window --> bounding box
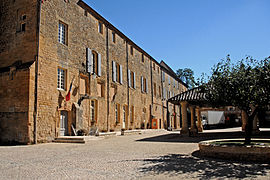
[173,79,175,87]
[58,21,68,45]
[86,48,102,76]
[153,83,157,97]
[141,76,148,93]
[115,104,120,123]
[57,68,66,90]
[112,32,116,43]
[157,67,159,74]
[153,63,155,71]
[162,72,165,82]
[168,76,171,85]
[128,70,136,89]
[84,10,88,16]
[159,86,161,98]
[98,21,103,34]
[90,100,97,123]
[112,61,122,84]
[21,23,26,32]
[141,54,144,63]
[130,46,133,55]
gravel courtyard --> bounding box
[0,129,270,180]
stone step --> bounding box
[53,137,85,144]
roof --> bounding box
[77,0,161,67]
[160,61,188,88]
[168,87,207,105]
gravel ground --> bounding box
[0,129,270,180]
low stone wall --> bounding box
[199,139,270,163]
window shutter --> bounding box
[119,65,123,84]
[112,61,116,82]
[133,72,136,89]
[145,78,148,93]
[162,72,165,82]
[141,76,144,92]
[163,87,166,99]
[128,69,131,87]
[97,53,101,76]
[86,48,93,73]
[168,77,170,84]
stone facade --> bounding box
[0,0,187,144]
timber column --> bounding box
[190,105,197,134]
[180,101,189,135]
[196,107,203,132]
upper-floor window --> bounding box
[58,21,68,45]
[153,63,155,71]
[130,46,133,55]
[128,70,136,89]
[168,76,171,85]
[57,67,66,90]
[141,76,148,93]
[98,21,103,34]
[112,61,122,84]
[86,48,101,76]
[141,54,144,63]
[162,72,165,82]
[112,32,116,43]
[153,83,157,97]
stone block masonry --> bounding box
[0,0,188,144]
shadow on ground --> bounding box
[134,152,270,179]
[136,130,270,143]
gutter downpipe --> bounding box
[34,0,42,144]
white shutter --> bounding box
[163,87,166,99]
[128,69,131,87]
[133,72,136,89]
[162,72,165,82]
[141,76,144,92]
[86,48,93,73]
[119,65,123,84]
[97,53,101,76]
[112,61,116,82]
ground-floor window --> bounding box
[90,100,98,123]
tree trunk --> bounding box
[244,108,258,145]
[244,116,253,145]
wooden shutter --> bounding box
[119,65,123,84]
[112,61,116,82]
[128,69,131,87]
[86,48,93,73]
[97,53,101,76]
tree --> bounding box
[176,68,195,89]
[200,55,270,145]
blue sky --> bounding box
[85,0,270,79]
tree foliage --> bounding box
[200,55,270,144]
[176,68,195,89]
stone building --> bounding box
[0,0,187,144]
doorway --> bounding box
[60,110,68,136]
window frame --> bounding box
[58,21,68,45]
[98,21,103,34]
[57,67,67,91]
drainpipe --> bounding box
[126,41,129,130]
[150,59,153,129]
[106,26,110,132]
[34,0,42,144]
